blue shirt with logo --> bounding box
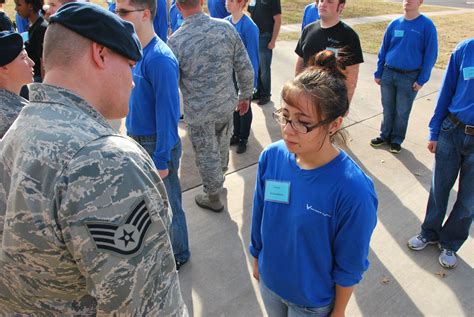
[250,140,378,307]
[301,2,319,31]
[374,14,438,86]
[429,38,474,140]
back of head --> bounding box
[25,0,45,13]
[176,0,201,9]
[282,50,349,140]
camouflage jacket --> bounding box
[168,12,254,125]
[0,89,28,139]
[0,84,187,316]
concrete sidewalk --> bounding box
[175,42,474,316]
[280,7,474,33]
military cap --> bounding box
[0,31,23,67]
[49,2,142,61]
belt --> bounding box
[448,113,474,136]
[385,65,420,74]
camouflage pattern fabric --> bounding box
[0,84,188,316]
[188,117,232,195]
[167,12,254,126]
[0,89,28,139]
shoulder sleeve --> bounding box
[344,26,364,66]
[56,136,185,315]
[232,27,255,99]
[295,27,307,58]
[272,0,282,16]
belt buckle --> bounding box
[465,125,474,136]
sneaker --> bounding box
[236,140,247,154]
[175,260,187,271]
[230,135,240,146]
[195,193,224,212]
[407,234,438,251]
[370,137,386,147]
[257,96,271,105]
[390,143,401,153]
[439,248,457,269]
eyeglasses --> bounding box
[272,109,333,134]
[115,8,146,17]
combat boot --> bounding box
[195,193,224,212]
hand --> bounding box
[427,141,437,153]
[374,78,381,85]
[330,311,345,317]
[252,257,259,281]
[237,100,250,116]
[158,169,169,179]
[267,41,276,50]
[412,82,423,91]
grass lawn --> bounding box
[353,13,474,69]
[281,0,449,25]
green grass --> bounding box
[281,0,450,25]
[352,12,474,69]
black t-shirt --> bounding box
[248,0,281,35]
[295,21,364,67]
[0,12,14,32]
[26,16,48,79]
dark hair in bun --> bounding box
[281,50,349,143]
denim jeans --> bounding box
[420,116,474,252]
[257,32,273,98]
[129,135,190,263]
[259,281,333,317]
[379,67,419,145]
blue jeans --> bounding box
[420,116,474,252]
[379,67,419,145]
[129,135,190,263]
[257,32,273,98]
[259,281,333,317]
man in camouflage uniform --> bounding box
[0,31,34,138]
[168,0,254,212]
[0,3,187,315]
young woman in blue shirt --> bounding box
[250,51,378,317]
[225,0,259,154]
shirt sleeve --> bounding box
[147,54,180,170]
[243,21,260,89]
[56,137,184,315]
[295,27,306,58]
[416,19,438,86]
[374,23,393,79]
[428,45,460,141]
[233,29,255,100]
[249,150,267,258]
[272,0,282,16]
[332,180,378,287]
[344,27,364,67]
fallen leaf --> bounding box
[435,271,447,278]
[380,276,390,285]
[380,159,385,164]
[414,172,422,176]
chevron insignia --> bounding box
[85,200,153,257]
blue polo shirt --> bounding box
[429,38,474,141]
[126,36,180,170]
[374,14,438,86]
[208,0,227,18]
[224,15,260,89]
[301,2,319,30]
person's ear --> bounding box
[337,2,345,14]
[91,43,108,69]
[329,116,343,135]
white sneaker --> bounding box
[439,248,457,269]
[407,234,438,251]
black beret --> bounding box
[0,31,23,67]
[49,2,142,61]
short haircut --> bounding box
[25,0,44,13]
[43,23,90,71]
[127,0,156,19]
[176,0,200,9]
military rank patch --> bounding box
[85,200,152,257]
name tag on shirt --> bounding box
[326,47,338,57]
[264,180,290,204]
[394,30,404,37]
[463,67,474,80]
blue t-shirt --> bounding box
[125,36,180,170]
[224,15,259,89]
[170,3,183,33]
[208,0,227,18]
[301,2,319,31]
[109,1,168,43]
[374,14,438,86]
[429,38,474,140]
[15,14,29,33]
[250,140,378,307]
